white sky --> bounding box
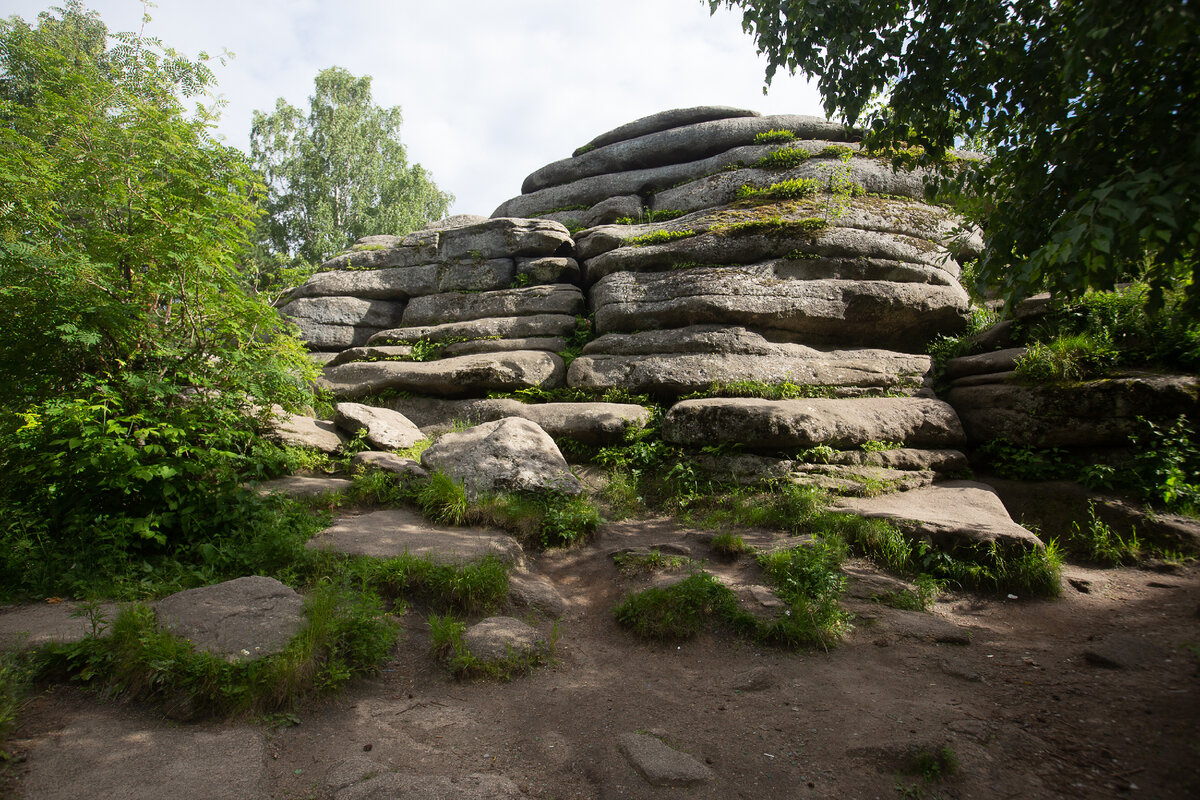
[5,0,826,216]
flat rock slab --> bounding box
[944,347,1027,379]
[267,410,346,454]
[663,397,966,450]
[335,773,525,800]
[334,402,424,450]
[401,284,584,327]
[0,602,120,649]
[507,569,567,616]
[154,576,305,663]
[255,475,354,499]
[462,616,542,661]
[617,732,714,787]
[1083,633,1166,669]
[289,259,516,301]
[832,480,1044,550]
[369,313,580,345]
[318,352,566,400]
[306,508,523,566]
[16,706,265,800]
[421,417,582,499]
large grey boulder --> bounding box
[401,284,584,327]
[421,417,582,499]
[327,344,413,367]
[424,213,490,230]
[438,336,568,358]
[306,508,523,565]
[279,297,405,329]
[390,398,651,444]
[438,217,572,261]
[350,451,429,479]
[946,374,1200,447]
[333,402,424,450]
[493,143,774,219]
[567,325,931,396]
[318,352,566,400]
[832,480,1046,550]
[522,113,849,194]
[663,397,967,450]
[319,231,438,271]
[574,105,760,154]
[368,314,580,345]
[155,576,305,663]
[591,267,970,350]
[652,154,931,214]
[515,255,581,285]
[461,616,543,661]
[582,225,959,286]
[287,260,515,300]
[288,320,384,351]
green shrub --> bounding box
[976,439,1073,481]
[735,178,821,201]
[1015,334,1117,382]
[710,533,752,558]
[355,553,510,615]
[415,471,470,525]
[614,572,744,640]
[754,129,798,144]
[752,147,813,170]
[623,229,697,247]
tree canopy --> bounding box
[0,1,314,594]
[709,1,1200,308]
[250,67,453,267]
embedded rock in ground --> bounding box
[947,374,1200,447]
[421,417,582,499]
[350,451,428,479]
[522,113,848,194]
[306,508,523,565]
[617,732,714,787]
[461,616,542,661]
[369,314,580,345]
[266,409,346,454]
[574,105,759,154]
[507,569,567,615]
[832,480,1045,550]
[401,284,584,327]
[334,402,424,450]
[0,602,121,649]
[255,475,354,499]
[591,268,969,350]
[335,773,525,800]
[318,352,566,400]
[154,576,305,663]
[279,296,405,328]
[663,397,966,451]
[287,260,515,301]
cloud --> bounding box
[7,0,824,216]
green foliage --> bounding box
[977,439,1073,482]
[735,178,821,201]
[709,533,752,558]
[1124,416,1200,513]
[0,650,33,756]
[38,584,397,716]
[709,0,1200,309]
[612,549,688,576]
[1015,335,1117,382]
[351,553,510,615]
[751,146,812,170]
[427,614,555,680]
[614,572,745,641]
[415,471,470,525]
[861,440,903,453]
[624,228,697,247]
[250,67,452,266]
[557,315,593,366]
[1063,505,1142,566]
[680,380,836,402]
[873,575,943,611]
[615,209,687,225]
[712,216,828,238]
[754,129,797,143]
[758,539,847,605]
[687,483,827,534]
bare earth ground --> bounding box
[4,517,1199,800]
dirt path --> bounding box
[5,518,1199,800]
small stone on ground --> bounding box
[617,732,714,787]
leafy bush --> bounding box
[735,178,821,201]
[752,147,813,170]
[1015,334,1118,382]
[623,229,697,247]
[754,129,798,143]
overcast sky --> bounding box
[6,0,826,216]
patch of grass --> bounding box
[736,178,821,201]
[710,533,752,558]
[873,575,944,611]
[349,553,510,615]
[912,745,959,780]
[679,380,837,401]
[687,483,828,534]
[752,146,813,170]
[818,144,856,159]
[1015,334,1117,382]
[37,584,397,717]
[614,572,748,641]
[623,229,697,247]
[712,216,828,238]
[612,549,688,576]
[976,438,1074,481]
[0,650,33,757]
[415,470,470,525]
[1062,504,1142,565]
[615,209,687,225]
[427,614,555,680]
[860,440,903,453]
[755,129,798,144]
